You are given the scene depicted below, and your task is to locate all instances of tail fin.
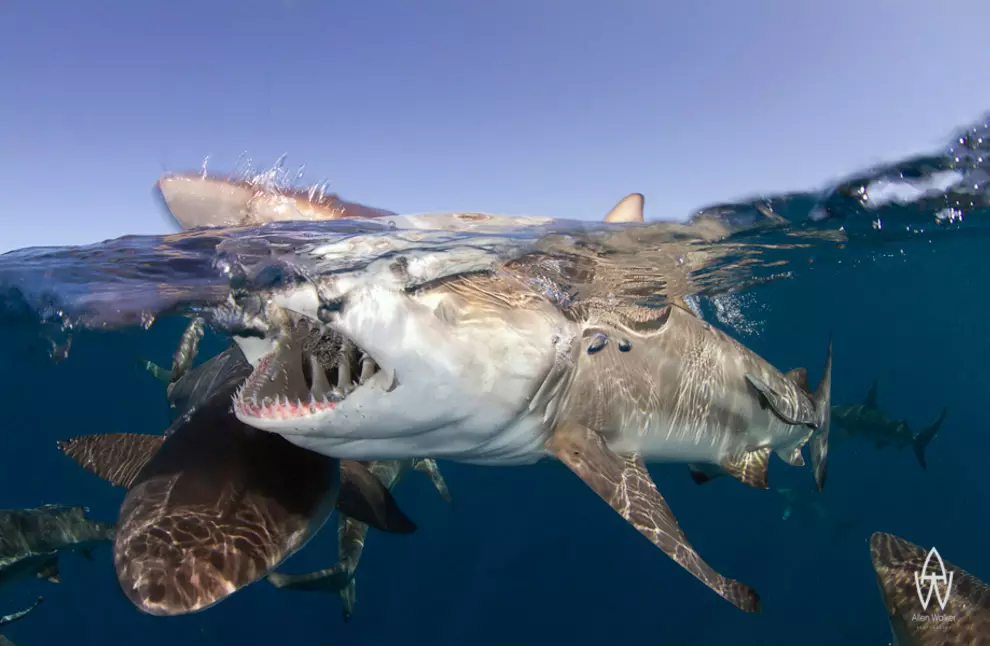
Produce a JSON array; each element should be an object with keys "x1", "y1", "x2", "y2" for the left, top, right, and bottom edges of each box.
[
  {"x1": 912, "y1": 407, "x2": 947, "y2": 470},
  {"x1": 810, "y1": 333, "x2": 833, "y2": 493}
]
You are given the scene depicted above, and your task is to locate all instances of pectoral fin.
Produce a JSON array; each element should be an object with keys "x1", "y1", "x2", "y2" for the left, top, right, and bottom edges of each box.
[
  {"x1": 338, "y1": 460, "x2": 417, "y2": 534},
  {"x1": 56, "y1": 433, "x2": 165, "y2": 489},
  {"x1": 720, "y1": 447, "x2": 772, "y2": 490},
  {"x1": 414, "y1": 458, "x2": 453, "y2": 505},
  {"x1": 546, "y1": 422, "x2": 760, "y2": 613}
]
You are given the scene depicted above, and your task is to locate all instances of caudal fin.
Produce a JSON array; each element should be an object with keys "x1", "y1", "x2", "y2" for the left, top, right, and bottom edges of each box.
[
  {"x1": 810, "y1": 333, "x2": 833, "y2": 493},
  {"x1": 912, "y1": 407, "x2": 947, "y2": 470}
]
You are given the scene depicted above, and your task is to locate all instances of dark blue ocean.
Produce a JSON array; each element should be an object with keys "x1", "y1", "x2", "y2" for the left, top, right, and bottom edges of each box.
[{"x1": 0, "y1": 115, "x2": 988, "y2": 646}]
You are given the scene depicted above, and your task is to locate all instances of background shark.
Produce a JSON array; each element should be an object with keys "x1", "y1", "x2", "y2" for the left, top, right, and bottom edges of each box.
[
  {"x1": 0, "y1": 505, "x2": 113, "y2": 592},
  {"x1": 268, "y1": 458, "x2": 452, "y2": 622},
  {"x1": 0, "y1": 597, "x2": 42, "y2": 646},
  {"x1": 774, "y1": 486, "x2": 858, "y2": 542},
  {"x1": 869, "y1": 531, "x2": 990, "y2": 645},
  {"x1": 832, "y1": 380, "x2": 947, "y2": 469}
]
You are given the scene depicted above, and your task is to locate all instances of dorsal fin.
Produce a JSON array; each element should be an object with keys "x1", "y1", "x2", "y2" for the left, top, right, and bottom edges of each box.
[
  {"x1": 784, "y1": 367, "x2": 810, "y2": 393},
  {"x1": 863, "y1": 380, "x2": 879, "y2": 408},
  {"x1": 56, "y1": 433, "x2": 166, "y2": 489},
  {"x1": 603, "y1": 193, "x2": 645, "y2": 223}
]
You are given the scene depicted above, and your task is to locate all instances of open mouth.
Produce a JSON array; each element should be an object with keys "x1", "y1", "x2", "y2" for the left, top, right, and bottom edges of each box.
[{"x1": 232, "y1": 317, "x2": 385, "y2": 420}]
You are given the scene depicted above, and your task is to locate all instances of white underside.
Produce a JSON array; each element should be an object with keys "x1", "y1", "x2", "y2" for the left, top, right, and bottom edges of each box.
[{"x1": 607, "y1": 407, "x2": 809, "y2": 465}]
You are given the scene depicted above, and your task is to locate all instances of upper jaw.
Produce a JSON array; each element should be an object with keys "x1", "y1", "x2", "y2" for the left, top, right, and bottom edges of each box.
[{"x1": 230, "y1": 310, "x2": 390, "y2": 426}]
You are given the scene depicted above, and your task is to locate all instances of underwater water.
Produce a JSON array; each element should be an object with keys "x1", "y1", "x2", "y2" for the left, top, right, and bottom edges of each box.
[{"x1": 0, "y1": 114, "x2": 988, "y2": 646}]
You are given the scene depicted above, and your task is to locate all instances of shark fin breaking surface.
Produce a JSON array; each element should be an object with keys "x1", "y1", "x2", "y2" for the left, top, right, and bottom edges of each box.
[{"x1": 602, "y1": 193, "x2": 645, "y2": 223}]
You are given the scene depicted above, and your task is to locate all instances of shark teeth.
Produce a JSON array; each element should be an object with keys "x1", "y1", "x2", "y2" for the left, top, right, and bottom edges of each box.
[{"x1": 232, "y1": 386, "x2": 339, "y2": 419}]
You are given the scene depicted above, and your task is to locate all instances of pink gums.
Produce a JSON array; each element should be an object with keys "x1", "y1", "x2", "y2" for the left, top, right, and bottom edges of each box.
[
  {"x1": 234, "y1": 352, "x2": 337, "y2": 420},
  {"x1": 233, "y1": 396, "x2": 337, "y2": 420}
]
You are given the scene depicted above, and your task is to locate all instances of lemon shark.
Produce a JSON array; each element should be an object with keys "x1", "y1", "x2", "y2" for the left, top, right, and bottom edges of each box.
[
  {"x1": 267, "y1": 458, "x2": 452, "y2": 622},
  {"x1": 57, "y1": 320, "x2": 418, "y2": 616},
  {"x1": 173, "y1": 185, "x2": 838, "y2": 615},
  {"x1": 153, "y1": 169, "x2": 835, "y2": 612},
  {"x1": 0, "y1": 597, "x2": 42, "y2": 646},
  {"x1": 870, "y1": 531, "x2": 990, "y2": 645},
  {"x1": 832, "y1": 380, "x2": 947, "y2": 469}
]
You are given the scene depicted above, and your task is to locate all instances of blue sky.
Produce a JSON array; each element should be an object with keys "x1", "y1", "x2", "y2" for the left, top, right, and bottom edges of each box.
[{"x1": 1, "y1": 1, "x2": 989, "y2": 252}]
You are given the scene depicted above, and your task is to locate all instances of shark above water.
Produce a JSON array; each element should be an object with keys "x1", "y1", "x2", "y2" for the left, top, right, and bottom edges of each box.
[
  {"x1": 268, "y1": 457, "x2": 452, "y2": 622},
  {"x1": 0, "y1": 505, "x2": 113, "y2": 592},
  {"x1": 57, "y1": 323, "x2": 418, "y2": 616},
  {"x1": 832, "y1": 380, "x2": 947, "y2": 469},
  {"x1": 152, "y1": 172, "x2": 841, "y2": 614},
  {"x1": 870, "y1": 532, "x2": 990, "y2": 645},
  {"x1": 0, "y1": 597, "x2": 42, "y2": 646}
]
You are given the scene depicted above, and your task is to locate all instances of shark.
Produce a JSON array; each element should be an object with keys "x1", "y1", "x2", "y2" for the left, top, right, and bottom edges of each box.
[
  {"x1": 831, "y1": 380, "x2": 947, "y2": 469},
  {"x1": 267, "y1": 458, "x2": 452, "y2": 622},
  {"x1": 57, "y1": 320, "x2": 418, "y2": 616},
  {"x1": 153, "y1": 169, "x2": 837, "y2": 612},
  {"x1": 0, "y1": 505, "x2": 113, "y2": 591},
  {"x1": 869, "y1": 531, "x2": 990, "y2": 645},
  {"x1": 142, "y1": 320, "x2": 452, "y2": 622},
  {"x1": 174, "y1": 188, "x2": 841, "y2": 614},
  {"x1": 0, "y1": 597, "x2": 43, "y2": 646}
]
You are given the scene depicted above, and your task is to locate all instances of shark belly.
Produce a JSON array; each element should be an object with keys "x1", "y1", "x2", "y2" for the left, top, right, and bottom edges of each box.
[
  {"x1": 605, "y1": 405, "x2": 804, "y2": 465},
  {"x1": 277, "y1": 405, "x2": 551, "y2": 466}
]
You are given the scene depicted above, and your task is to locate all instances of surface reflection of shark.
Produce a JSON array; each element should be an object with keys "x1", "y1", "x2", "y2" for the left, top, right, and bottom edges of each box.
[
  {"x1": 0, "y1": 597, "x2": 42, "y2": 646},
  {"x1": 831, "y1": 380, "x2": 947, "y2": 470},
  {"x1": 870, "y1": 532, "x2": 990, "y2": 645},
  {"x1": 774, "y1": 487, "x2": 857, "y2": 542}
]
